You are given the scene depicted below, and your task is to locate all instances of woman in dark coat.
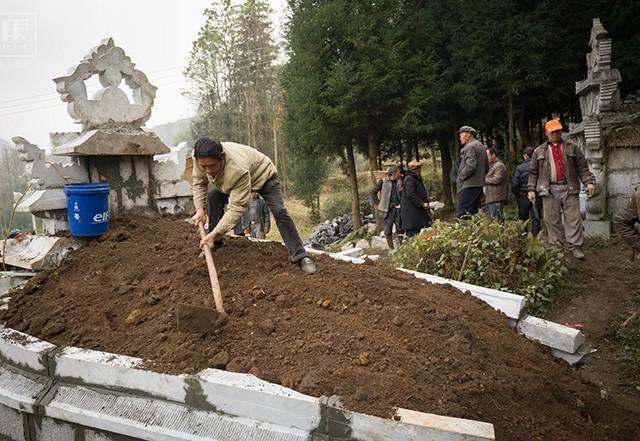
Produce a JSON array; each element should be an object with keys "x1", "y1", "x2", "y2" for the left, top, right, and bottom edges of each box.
[{"x1": 401, "y1": 160, "x2": 432, "y2": 237}]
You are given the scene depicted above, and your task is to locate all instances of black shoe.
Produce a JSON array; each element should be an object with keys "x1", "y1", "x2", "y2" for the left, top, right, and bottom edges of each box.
[
  {"x1": 297, "y1": 257, "x2": 316, "y2": 274},
  {"x1": 213, "y1": 240, "x2": 225, "y2": 251}
]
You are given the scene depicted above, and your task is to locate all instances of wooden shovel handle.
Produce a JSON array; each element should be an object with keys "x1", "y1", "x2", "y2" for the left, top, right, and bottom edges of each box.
[{"x1": 198, "y1": 224, "x2": 226, "y2": 315}]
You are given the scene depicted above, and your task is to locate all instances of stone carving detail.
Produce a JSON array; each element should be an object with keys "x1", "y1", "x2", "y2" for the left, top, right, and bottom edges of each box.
[
  {"x1": 574, "y1": 18, "x2": 622, "y2": 221},
  {"x1": 53, "y1": 37, "x2": 156, "y2": 130}
]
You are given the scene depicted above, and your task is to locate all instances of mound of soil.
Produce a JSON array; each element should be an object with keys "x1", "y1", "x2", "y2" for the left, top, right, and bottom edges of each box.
[{"x1": 2, "y1": 215, "x2": 639, "y2": 441}]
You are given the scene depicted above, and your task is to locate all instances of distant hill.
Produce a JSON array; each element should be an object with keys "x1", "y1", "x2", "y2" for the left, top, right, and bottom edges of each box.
[{"x1": 149, "y1": 118, "x2": 192, "y2": 146}]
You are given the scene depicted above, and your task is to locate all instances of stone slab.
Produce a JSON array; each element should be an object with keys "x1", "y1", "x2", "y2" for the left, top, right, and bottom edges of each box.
[
  {"x1": 53, "y1": 347, "x2": 187, "y2": 404},
  {"x1": 51, "y1": 129, "x2": 170, "y2": 156},
  {"x1": 328, "y1": 253, "x2": 366, "y2": 265},
  {"x1": 399, "y1": 269, "x2": 526, "y2": 320},
  {"x1": 517, "y1": 315, "x2": 586, "y2": 353},
  {"x1": 0, "y1": 236, "x2": 81, "y2": 271},
  {"x1": 16, "y1": 189, "x2": 67, "y2": 213},
  {"x1": 0, "y1": 403, "x2": 27, "y2": 441},
  {"x1": 583, "y1": 220, "x2": 611, "y2": 239},
  {"x1": 348, "y1": 408, "x2": 495, "y2": 441},
  {"x1": 551, "y1": 344, "x2": 596, "y2": 367},
  {"x1": 303, "y1": 247, "x2": 327, "y2": 256},
  {"x1": 395, "y1": 408, "x2": 495, "y2": 440},
  {"x1": 197, "y1": 368, "x2": 322, "y2": 431},
  {"x1": 337, "y1": 247, "x2": 364, "y2": 258},
  {"x1": 44, "y1": 384, "x2": 309, "y2": 441},
  {"x1": 0, "y1": 363, "x2": 49, "y2": 413},
  {"x1": 0, "y1": 328, "x2": 55, "y2": 374},
  {"x1": 155, "y1": 180, "x2": 192, "y2": 199}
]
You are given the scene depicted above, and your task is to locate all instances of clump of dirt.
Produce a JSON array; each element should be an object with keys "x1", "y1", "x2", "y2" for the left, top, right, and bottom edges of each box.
[{"x1": 2, "y1": 215, "x2": 639, "y2": 441}]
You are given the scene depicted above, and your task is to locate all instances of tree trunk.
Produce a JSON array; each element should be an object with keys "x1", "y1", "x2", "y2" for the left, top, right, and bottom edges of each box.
[
  {"x1": 507, "y1": 93, "x2": 514, "y2": 167},
  {"x1": 430, "y1": 144, "x2": 437, "y2": 174},
  {"x1": 367, "y1": 126, "x2": 378, "y2": 184},
  {"x1": 345, "y1": 142, "x2": 362, "y2": 229},
  {"x1": 439, "y1": 134, "x2": 454, "y2": 211}
]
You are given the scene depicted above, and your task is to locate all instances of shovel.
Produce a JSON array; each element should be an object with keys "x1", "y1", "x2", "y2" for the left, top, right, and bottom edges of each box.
[{"x1": 176, "y1": 223, "x2": 228, "y2": 333}]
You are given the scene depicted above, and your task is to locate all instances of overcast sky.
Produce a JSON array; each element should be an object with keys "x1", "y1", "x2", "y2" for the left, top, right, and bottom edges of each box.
[{"x1": 0, "y1": 0, "x2": 287, "y2": 150}]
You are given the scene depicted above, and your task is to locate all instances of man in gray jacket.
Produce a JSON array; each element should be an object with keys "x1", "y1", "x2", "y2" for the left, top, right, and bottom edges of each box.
[{"x1": 456, "y1": 126, "x2": 488, "y2": 218}]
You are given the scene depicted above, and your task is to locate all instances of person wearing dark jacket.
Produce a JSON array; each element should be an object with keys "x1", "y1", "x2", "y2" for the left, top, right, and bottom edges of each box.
[
  {"x1": 456, "y1": 126, "x2": 488, "y2": 218},
  {"x1": 484, "y1": 147, "x2": 509, "y2": 223},
  {"x1": 512, "y1": 147, "x2": 543, "y2": 236},
  {"x1": 401, "y1": 160, "x2": 432, "y2": 237},
  {"x1": 369, "y1": 166, "x2": 403, "y2": 248}
]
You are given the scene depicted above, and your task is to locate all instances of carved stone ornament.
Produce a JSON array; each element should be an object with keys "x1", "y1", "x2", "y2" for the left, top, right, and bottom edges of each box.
[{"x1": 53, "y1": 37, "x2": 156, "y2": 130}]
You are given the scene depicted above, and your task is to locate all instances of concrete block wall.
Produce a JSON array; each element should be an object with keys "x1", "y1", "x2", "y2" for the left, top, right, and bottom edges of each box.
[{"x1": 0, "y1": 329, "x2": 495, "y2": 441}]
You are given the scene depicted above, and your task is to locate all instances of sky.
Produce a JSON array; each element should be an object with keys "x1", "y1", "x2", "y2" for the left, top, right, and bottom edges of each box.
[{"x1": 0, "y1": 0, "x2": 288, "y2": 150}]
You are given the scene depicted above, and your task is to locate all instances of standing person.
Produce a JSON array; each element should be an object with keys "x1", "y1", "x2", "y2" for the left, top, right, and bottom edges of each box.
[
  {"x1": 484, "y1": 147, "x2": 509, "y2": 223},
  {"x1": 512, "y1": 147, "x2": 543, "y2": 236},
  {"x1": 527, "y1": 120, "x2": 596, "y2": 259},
  {"x1": 191, "y1": 137, "x2": 316, "y2": 274},
  {"x1": 369, "y1": 166, "x2": 403, "y2": 248},
  {"x1": 401, "y1": 160, "x2": 432, "y2": 237},
  {"x1": 612, "y1": 190, "x2": 640, "y2": 260},
  {"x1": 241, "y1": 191, "x2": 270, "y2": 239},
  {"x1": 456, "y1": 126, "x2": 488, "y2": 218}
]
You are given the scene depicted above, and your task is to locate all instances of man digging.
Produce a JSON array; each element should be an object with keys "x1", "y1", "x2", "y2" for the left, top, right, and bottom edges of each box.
[{"x1": 191, "y1": 137, "x2": 316, "y2": 274}]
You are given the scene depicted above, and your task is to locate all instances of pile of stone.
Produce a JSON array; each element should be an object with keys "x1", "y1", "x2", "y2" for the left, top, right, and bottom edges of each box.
[{"x1": 305, "y1": 214, "x2": 353, "y2": 249}]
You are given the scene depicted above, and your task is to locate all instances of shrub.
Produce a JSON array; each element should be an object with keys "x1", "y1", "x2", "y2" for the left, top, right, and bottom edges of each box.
[
  {"x1": 393, "y1": 215, "x2": 567, "y2": 312},
  {"x1": 321, "y1": 188, "x2": 372, "y2": 221}
]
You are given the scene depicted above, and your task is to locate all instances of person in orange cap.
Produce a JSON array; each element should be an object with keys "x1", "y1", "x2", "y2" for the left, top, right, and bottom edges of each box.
[
  {"x1": 527, "y1": 119, "x2": 595, "y2": 259},
  {"x1": 401, "y1": 160, "x2": 432, "y2": 237}
]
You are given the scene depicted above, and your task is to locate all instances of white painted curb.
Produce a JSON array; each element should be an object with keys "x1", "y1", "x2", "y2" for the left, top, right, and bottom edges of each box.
[
  {"x1": 517, "y1": 315, "x2": 586, "y2": 353},
  {"x1": 398, "y1": 268, "x2": 526, "y2": 320},
  {"x1": 0, "y1": 328, "x2": 55, "y2": 375}
]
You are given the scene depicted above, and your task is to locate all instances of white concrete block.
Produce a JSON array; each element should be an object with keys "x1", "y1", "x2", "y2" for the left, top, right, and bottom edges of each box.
[
  {"x1": 551, "y1": 344, "x2": 596, "y2": 366},
  {"x1": 399, "y1": 269, "x2": 526, "y2": 320},
  {"x1": 304, "y1": 247, "x2": 327, "y2": 256},
  {"x1": 197, "y1": 368, "x2": 322, "y2": 431},
  {"x1": 156, "y1": 180, "x2": 192, "y2": 199},
  {"x1": 355, "y1": 239, "x2": 370, "y2": 249},
  {"x1": 45, "y1": 384, "x2": 309, "y2": 441},
  {"x1": 0, "y1": 403, "x2": 27, "y2": 441},
  {"x1": 0, "y1": 328, "x2": 55, "y2": 374},
  {"x1": 367, "y1": 255, "x2": 380, "y2": 262},
  {"x1": 16, "y1": 189, "x2": 67, "y2": 213},
  {"x1": 34, "y1": 416, "x2": 77, "y2": 441},
  {"x1": 54, "y1": 347, "x2": 188, "y2": 404},
  {"x1": 395, "y1": 408, "x2": 495, "y2": 440},
  {"x1": 0, "y1": 364, "x2": 49, "y2": 413},
  {"x1": 349, "y1": 408, "x2": 494, "y2": 441},
  {"x1": 517, "y1": 315, "x2": 586, "y2": 353},
  {"x1": 328, "y1": 253, "x2": 366, "y2": 264},
  {"x1": 1, "y1": 236, "x2": 81, "y2": 271},
  {"x1": 583, "y1": 220, "x2": 611, "y2": 239},
  {"x1": 338, "y1": 247, "x2": 364, "y2": 258}
]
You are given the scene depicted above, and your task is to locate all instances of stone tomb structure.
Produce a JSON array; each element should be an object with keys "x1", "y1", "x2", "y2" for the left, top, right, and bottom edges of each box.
[
  {"x1": 569, "y1": 18, "x2": 640, "y2": 238},
  {"x1": 11, "y1": 38, "x2": 193, "y2": 236}
]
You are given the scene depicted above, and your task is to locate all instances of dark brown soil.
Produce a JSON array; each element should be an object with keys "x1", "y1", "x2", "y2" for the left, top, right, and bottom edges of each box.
[
  {"x1": 545, "y1": 239, "x2": 640, "y2": 406},
  {"x1": 2, "y1": 215, "x2": 639, "y2": 441}
]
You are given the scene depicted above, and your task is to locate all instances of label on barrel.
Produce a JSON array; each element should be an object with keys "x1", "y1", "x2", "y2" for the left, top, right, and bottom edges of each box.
[{"x1": 92, "y1": 211, "x2": 109, "y2": 224}]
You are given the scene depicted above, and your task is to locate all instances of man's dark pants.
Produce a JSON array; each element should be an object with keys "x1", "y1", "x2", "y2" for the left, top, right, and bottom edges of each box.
[
  {"x1": 207, "y1": 176, "x2": 307, "y2": 262},
  {"x1": 516, "y1": 194, "x2": 542, "y2": 237},
  {"x1": 383, "y1": 206, "x2": 402, "y2": 248},
  {"x1": 456, "y1": 187, "x2": 483, "y2": 219}
]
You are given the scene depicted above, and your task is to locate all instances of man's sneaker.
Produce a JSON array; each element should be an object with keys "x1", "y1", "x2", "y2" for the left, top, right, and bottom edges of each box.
[
  {"x1": 297, "y1": 257, "x2": 316, "y2": 274},
  {"x1": 570, "y1": 248, "x2": 585, "y2": 260}
]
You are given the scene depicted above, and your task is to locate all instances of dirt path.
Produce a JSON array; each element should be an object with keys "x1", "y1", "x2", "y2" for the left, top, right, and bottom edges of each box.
[
  {"x1": 2, "y1": 216, "x2": 640, "y2": 441},
  {"x1": 545, "y1": 239, "x2": 640, "y2": 409}
]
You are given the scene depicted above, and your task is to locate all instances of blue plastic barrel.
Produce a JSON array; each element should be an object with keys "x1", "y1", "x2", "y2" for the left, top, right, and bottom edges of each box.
[{"x1": 64, "y1": 182, "x2": 111, "y2": 237}]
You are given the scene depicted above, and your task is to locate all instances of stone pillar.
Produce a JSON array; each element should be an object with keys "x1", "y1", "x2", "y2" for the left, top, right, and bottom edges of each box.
[{"x1": 571, "y1": 18, "x2": 623, "y2": 239}]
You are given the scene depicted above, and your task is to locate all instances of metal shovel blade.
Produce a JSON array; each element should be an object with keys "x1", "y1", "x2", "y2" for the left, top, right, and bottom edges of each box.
[{"x1": 176, "y1": 303, "x2": 228, "y2": 334}]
